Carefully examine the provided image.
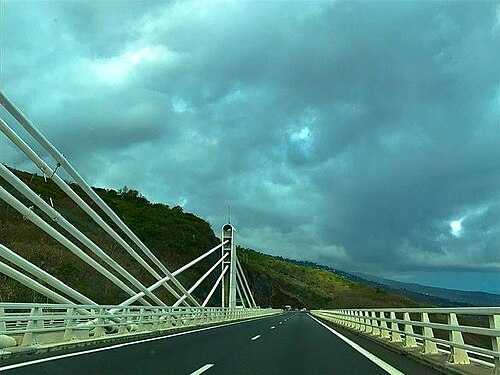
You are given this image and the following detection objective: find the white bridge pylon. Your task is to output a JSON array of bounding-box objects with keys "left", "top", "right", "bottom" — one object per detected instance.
[
  {"left": 221, "top": 223, "right": 256, "bottom": 309},
  {"left": 0, "top": 91, "right": 256, "bottom": 311}
]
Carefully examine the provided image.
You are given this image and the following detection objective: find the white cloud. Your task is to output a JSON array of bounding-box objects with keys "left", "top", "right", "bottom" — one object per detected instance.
[
  {"left": 172, "top": 97, "right": 192, "bottom": 113},
  {"left": 94, "top": 45, "right": 180, "bottom": 85},
  {"left": 450, "top": 218, "right": 463, "bottom": 237},
  {"left": 290, "top": 127, "right": 311, "bottom": 143}
]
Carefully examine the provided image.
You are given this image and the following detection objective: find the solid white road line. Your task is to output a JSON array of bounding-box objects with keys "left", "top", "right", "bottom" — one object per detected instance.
[
  {"left": 308, "top": 314, "right": 404, "bottom": 375},
  {"left": 190, "top": 363, "right": 214, "bottom": 375},
  {"left": 0, "top": 315, "right": 275, "bottom": 372},
  {"left": 251, "top": 335, "right": 261, "bottom": 341}
]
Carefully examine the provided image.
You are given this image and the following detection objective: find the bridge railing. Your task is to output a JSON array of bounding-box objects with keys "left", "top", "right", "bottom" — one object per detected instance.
[
  {"left": 312, "top": 307, "right": 500, "bottom": 374},
  {"left": 0, "top": 303, "right": 281, "bottom": 352}
]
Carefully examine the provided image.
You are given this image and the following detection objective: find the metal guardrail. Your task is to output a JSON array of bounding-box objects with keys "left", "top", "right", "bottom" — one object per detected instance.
[
  {"left": 0, "top": 303, "right": 281, "bottom": 352},
  {"left": 311, "top": 307, "right": 500, "bottom": 374}
]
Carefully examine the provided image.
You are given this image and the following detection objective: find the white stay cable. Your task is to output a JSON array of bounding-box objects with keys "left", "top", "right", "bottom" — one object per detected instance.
[
  {"left": 0, "top": 244, "right": 96, "bottom": 305},
  {"left": 0, "top": 118, "right": 188, "bottom": 305},
  {"left": 0, "top": 164, "right": 167, "bottom": 306},
  {"left": 236, "top": 283, "right": 247, "bottom": 308},
  {"left": 0, "top": 92, "right": 199, "bottom": 307},
  {"left": 236, "top": 257, "right": 256, "bottom": 308},
  {"left": 0, "top": 186, "right": 152, "bottom": 306},
  {"left": 173, "top": 253, "right": 229, "bottom": 307},
  {"left": 202, "top": 266, "right": 228, "bottom": 307},
  {"left": 115, "top": 241, "right": 228, "bottom": 308},
  {"left": 236, "top": 267, "right": 251, "bottom": 308},
  {"left": 0, "top": 261, "right": 78, "bottom": 305},
  {"left": 170, "top": 241, "right": 228, "bottom": 277}
]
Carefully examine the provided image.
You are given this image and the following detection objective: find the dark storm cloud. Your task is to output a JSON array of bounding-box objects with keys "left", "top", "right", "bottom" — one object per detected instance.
[{"left": 1, "top": 1, "right": 499, "bottom": 283}]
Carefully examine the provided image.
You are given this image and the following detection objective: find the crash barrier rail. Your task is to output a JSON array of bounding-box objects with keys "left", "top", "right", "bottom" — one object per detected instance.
[
  {"left": 311, "top": 307, "right": 500, "bottom": 374},
  {"left": 0, "top": 303, "right": 281, "bottom": 352}
]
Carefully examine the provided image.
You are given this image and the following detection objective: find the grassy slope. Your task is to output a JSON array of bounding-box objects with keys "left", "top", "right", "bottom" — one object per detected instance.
[
  {"left": 0, "top": 167, "right": 419, "bottom": 309},
  {"left": 239, "top": 248, "right": 418, "bottom": 309}
]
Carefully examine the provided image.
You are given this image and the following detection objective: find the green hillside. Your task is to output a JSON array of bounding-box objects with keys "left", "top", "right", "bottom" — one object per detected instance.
[
  {"left": 0, "top": 167, "right": 418, "bottom": 309},
  {"left": 239, "top": 248, "right": 417, "bottom": 309}
]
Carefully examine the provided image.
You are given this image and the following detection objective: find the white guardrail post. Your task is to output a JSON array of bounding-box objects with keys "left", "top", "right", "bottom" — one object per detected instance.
[
  {"left": 371, "top": 311, "right": 380, "bottom": 336},
  {"left": 390, "top": 311, "right": 403, "bottom": 343},
  {"left": 448, "top": 312, "right": 470, "bottom": 364},
  {"left": 311, "top": 307, "right": 500, "bottom": 374},
  {"left": 421, "top": 312, "right": 438, "bottom": 354},
  {"left": 379, "top": 311, "right": 390, "bottom": 339},
  {"left": 403, "top": 312, "right": 417, "bottom": 348},
  {"left": 21, "top": 307, "right": 42, "bottom": 347},
  {"left": 490, "top": 314, "right": 500, "bottom": 374}
]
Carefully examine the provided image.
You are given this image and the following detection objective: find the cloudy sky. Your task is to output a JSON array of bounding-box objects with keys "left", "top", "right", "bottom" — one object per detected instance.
[{"left": 1, "top": 1, "right": 499, "bottom": 293}]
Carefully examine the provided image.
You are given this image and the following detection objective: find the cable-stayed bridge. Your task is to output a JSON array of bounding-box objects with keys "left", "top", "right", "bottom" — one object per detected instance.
[{"left": 0, "top": 92, "right": 498, "bottom": 374}]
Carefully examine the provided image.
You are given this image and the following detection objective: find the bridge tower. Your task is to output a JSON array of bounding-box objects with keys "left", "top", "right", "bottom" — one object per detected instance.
[{"left": 221, "top": 223, "right": 237, "bottom": 308}]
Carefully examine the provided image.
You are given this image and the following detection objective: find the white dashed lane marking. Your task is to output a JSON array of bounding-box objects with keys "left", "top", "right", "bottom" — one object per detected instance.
[
  {"left": 0, "top": 316, "right": 266, "bottom": 372},
  {"left": 251, "top": 335, "right": 261, "bottom": 341},
  {"left": 190, "top": 363, "right": 214, "bottom": 375}
]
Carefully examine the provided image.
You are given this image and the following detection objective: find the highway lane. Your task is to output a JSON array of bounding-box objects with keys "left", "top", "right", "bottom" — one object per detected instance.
[{"left": 1, "top": 312, "right": 445, "bottom": 374}]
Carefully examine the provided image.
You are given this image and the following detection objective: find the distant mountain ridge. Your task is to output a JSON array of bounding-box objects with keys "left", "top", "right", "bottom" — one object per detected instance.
[
  {"left": 282, "top": 258, "right": 500, "bottom": 307},
  {"left": 350, "top": 272, "right": 500, "bottom": 307}
]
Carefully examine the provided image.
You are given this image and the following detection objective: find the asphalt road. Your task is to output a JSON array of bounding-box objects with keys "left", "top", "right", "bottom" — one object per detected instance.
[{"left": 1, "top": 312, "right": 445, "bottom": 374}]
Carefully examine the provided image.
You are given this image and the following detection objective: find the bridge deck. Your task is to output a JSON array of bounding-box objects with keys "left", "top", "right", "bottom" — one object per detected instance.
[{"left": 1, "top": 312, "right": 446, "bottom": 374}]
